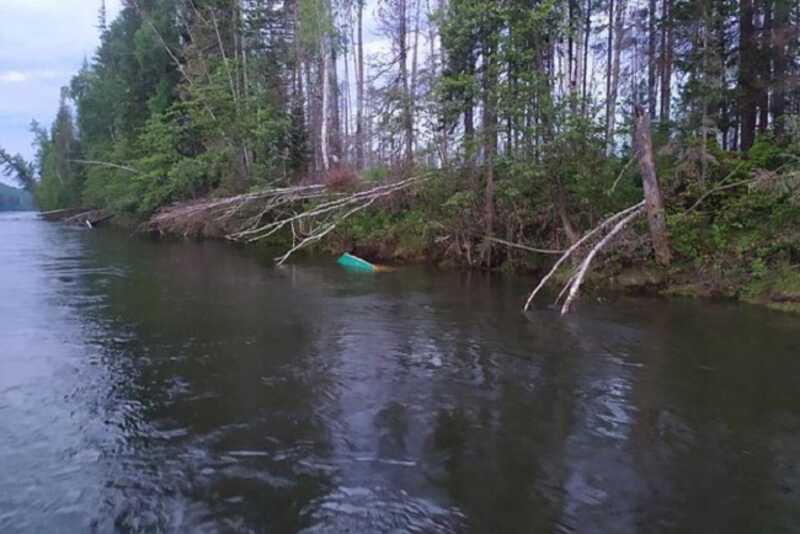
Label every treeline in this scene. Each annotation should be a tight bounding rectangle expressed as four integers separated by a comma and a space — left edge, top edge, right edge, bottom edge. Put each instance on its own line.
1, 0, 799, 274
0, 182, 32, 211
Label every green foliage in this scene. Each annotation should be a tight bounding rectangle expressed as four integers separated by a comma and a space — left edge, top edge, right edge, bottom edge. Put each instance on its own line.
361, 166, 390, 183
747, 136, 784, 170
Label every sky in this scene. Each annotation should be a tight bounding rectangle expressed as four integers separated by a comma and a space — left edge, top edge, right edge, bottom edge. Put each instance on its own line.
0, 0, 122, 186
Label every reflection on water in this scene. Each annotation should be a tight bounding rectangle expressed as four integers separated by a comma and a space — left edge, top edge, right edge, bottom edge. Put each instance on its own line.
1, 211, 799, 532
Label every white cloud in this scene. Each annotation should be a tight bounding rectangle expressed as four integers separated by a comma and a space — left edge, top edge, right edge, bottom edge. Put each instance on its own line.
0, 1, 122, 162
0, 70, 63, 84
0, 71, 28, 83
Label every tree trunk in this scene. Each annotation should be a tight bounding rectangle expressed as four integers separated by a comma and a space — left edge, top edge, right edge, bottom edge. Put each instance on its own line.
648, 0, 658, 119
321, 44, 330, 171
483, 42, 498, 263
555, 177, 580, 244
399, 0, 414, 167
606, 0, 626, 155
758, 0, 772, 133
343, 44, 351, 159
772, 0, 790, 142
606, 0, 615, 145
660, 0, 673, 122
634, 106, 672, 266
329, 35, 342, 163
411, 0, 422, 157
568, 0, 578, 109
581, 0, 592, 114
739, 0, 757, 151
718, 0, 730, 150
356, 0, 365, 168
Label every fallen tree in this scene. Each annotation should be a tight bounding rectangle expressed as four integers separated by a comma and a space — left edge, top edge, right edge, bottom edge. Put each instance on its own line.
523, 107, 671, 315
523, 200, 646, 314
145, 175, 431, 263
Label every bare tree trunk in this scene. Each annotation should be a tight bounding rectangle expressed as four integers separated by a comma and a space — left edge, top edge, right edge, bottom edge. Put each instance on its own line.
483, 44, 498, 264
701, 3, 710, 185
428, 0, 448, 165
329, 35, 342, 163
321, 43, 330, 171
355, 0, 365, 169
758, 0, 772, 133
634, 106, 672, 266
568, 0, 578, 109
606, 0, 625, 155
772, 0, 790, 142
739, 0, 757, 151
648, 0, 658, 119
718, 0, 730, 150
581, 0, 592, 114
410, 0, 422, 156
399, 0, 414, 167
660, 0, 673, 122
343, 43, 351, 160
605, 0, 615, 143
306, 59, 321, 174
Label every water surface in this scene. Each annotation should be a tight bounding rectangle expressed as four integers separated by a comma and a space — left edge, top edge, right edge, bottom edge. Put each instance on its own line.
1, 211, 799, 532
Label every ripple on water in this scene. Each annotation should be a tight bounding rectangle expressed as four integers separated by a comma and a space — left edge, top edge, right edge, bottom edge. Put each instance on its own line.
300, 486, 466, 533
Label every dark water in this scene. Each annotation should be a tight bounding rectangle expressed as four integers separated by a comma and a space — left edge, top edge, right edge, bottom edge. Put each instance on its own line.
1, 211, 799, 533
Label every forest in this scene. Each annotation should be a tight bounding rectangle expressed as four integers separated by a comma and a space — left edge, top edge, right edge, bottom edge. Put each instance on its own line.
2, 0, 800, 308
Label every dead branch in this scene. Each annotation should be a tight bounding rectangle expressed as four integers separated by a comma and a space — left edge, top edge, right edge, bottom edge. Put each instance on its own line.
229, 175, 429, 243
274, 196, 380, 265
559, 205, 645, 315
488, 237, 565, 255
523, 200, 646, 311
146, 175, 430, 262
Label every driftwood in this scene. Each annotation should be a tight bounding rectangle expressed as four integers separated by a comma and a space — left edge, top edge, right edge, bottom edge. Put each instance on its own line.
39, 207, 91, 221
40, 207, 112, 226
63, 209, 113, 226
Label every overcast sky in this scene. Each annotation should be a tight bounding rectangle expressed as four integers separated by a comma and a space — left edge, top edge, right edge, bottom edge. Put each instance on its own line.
0, 0, 122, 185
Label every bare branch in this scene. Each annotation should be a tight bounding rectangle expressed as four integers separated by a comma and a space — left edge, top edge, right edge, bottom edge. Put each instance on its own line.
560, 205, 645, 315
488, 237, 565, 255
523, 200, 645, 311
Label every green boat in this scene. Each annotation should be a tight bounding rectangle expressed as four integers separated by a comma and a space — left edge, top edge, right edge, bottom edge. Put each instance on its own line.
337, 252, 376, 272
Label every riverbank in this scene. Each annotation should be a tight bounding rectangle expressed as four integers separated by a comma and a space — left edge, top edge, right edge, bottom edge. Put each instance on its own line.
83, 184, 800, 315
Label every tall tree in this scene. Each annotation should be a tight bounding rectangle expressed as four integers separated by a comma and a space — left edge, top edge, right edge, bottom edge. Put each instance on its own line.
739, 0, 758, 151
659, 0, 673, 122
771, 0, 791, 142
648, 0, 658, 119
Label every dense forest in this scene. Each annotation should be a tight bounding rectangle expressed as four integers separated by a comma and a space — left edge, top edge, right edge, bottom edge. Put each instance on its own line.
2, 0, 800, 306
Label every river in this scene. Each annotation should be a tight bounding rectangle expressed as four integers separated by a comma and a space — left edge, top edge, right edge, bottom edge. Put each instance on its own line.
1, 211, 799, 532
